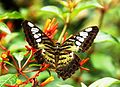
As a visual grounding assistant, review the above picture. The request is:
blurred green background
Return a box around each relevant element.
[0,0,120,87]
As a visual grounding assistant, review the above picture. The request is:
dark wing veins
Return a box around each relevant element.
[22,20,55,65]
[62,26,99,52]
[56,26,99,80]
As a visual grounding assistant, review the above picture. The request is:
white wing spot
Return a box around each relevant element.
[34,33,41,38]
[69,39,75,41]
[85,28,92,32]
[31,28,39,31]
[69,52,74,59]
[76,41,81,46]
[37,33,41,36]
[76,36,84,42]
[80,32,88,38]
[31,28,39,34]
[36,38,41,42]
[27,22,34,27]
[34,34,39,38]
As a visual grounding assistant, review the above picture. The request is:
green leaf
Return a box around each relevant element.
[57,1,67,7]
[25,83,32,87]
[94,31,119,43]
[57,84,74,87]
[29,64,41,67]
[0,58,2,62]
[0,22,11,34]
[40,6,63,20]
[13,52,24,68]
[8,41,26,52]
[0,74,17,87]
[4,33,19,44]
[71,0,103,19]
[13,52,24,62]
[89,77,120,87]
[20,8,28,19]
[0,11,23,20]
[91,53,115,75]
[4,61,15,68]
[37,71,50,80]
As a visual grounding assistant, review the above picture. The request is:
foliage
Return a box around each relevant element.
[0,0,120,87]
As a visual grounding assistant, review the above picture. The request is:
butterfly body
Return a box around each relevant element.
[22,20,99,80]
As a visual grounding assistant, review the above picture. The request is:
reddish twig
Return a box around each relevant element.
[8,51,19,70]
[80,58,90,71]
[21,46,37,71]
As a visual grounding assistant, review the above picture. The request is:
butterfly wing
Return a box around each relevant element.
[56,51,81,80]
[22,20,55,64]
[62,26,99,52]
[56,26,99,80]
[22,20,54,49]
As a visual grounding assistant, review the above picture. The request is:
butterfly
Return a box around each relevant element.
[22,20,99,80]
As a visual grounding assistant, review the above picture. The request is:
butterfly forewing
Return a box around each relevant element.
[22,20,56,66]
[62,26,99,52]
[22,20,54,49]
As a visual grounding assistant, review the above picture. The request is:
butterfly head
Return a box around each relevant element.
[55,42,61,48]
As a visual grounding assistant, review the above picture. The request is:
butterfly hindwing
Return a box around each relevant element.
[22,20,54,49]
[62,26,99,52]
[56,51,81,80]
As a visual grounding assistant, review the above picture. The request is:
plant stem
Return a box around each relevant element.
[99,11,105,28]
[9,52,19,70]
[21,51,33,71]
[58,13,70,43]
